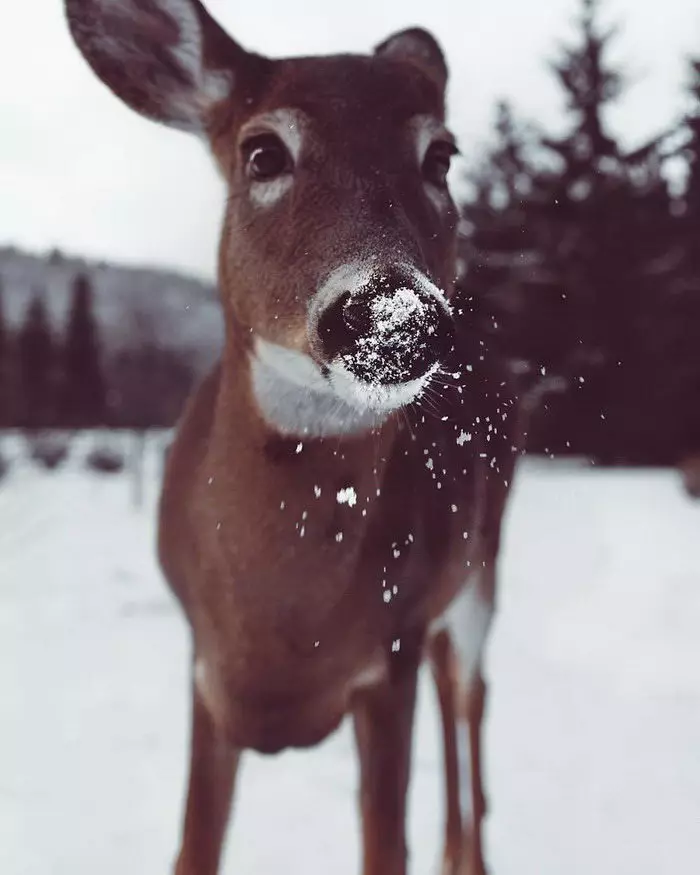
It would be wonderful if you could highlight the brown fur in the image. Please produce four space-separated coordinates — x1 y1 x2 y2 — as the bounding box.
65 3 532 873
680 453 700 499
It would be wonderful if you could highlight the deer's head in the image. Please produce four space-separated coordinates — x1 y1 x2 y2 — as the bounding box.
66 0 460 434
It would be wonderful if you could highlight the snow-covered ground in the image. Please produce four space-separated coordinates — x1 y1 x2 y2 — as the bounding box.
2 433 699 875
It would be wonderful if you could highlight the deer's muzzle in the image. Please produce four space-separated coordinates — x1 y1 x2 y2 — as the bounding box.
311 266 454 411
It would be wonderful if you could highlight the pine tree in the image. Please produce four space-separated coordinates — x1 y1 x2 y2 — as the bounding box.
682 57 700 279
530 0 675 460
0 281 5 361
461 102 541 278
18 293 55 430
673 56 700 456
543 0 623 195
0 281 6 474
536 0 671 308
460 0 679 461
0 280 7 428
62 272 106 427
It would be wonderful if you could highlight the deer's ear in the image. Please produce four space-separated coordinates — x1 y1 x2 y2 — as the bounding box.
64 0 270 133
374 27 448 94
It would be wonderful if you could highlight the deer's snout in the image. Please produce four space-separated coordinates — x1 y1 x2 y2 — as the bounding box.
310 265 454 413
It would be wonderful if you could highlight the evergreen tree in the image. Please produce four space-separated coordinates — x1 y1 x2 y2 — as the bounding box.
460 0 679 461
62 272 106 427
0 280 7 428
534 0 676 461
18 293 55 430
461 102 541 282
672 56 700 457
0 281 5 362
681 57 700 280
458 103 584 438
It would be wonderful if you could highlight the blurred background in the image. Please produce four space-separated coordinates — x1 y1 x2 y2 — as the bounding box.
1 2 700 874
0 0 699 469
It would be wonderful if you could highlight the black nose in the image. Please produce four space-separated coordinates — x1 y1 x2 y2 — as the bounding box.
316 272 454 384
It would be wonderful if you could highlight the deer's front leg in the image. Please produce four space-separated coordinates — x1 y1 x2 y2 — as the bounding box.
174 670 241 875
430 635 491 875
430 576 494 875
429 629 464 875
352 641 421 875
463 671 489 875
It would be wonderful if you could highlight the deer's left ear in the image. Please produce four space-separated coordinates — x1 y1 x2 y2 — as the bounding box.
374 27 448 95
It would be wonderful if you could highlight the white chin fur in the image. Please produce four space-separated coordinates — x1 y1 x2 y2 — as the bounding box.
250 338 436 437
327 360 439 414
250 338 385 437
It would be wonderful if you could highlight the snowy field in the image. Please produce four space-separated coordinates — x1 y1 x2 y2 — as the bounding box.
2 432 700 875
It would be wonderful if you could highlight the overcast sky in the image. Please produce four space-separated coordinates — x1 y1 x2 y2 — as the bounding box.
1 0 698 280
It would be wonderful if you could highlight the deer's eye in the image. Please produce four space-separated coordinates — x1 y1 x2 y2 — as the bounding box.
422 141 457 189
242 134 291 181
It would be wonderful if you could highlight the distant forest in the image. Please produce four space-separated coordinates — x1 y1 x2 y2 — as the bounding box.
458 0 700 464
0 0 698 465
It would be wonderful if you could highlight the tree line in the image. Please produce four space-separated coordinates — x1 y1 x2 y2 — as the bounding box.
0 274 105 429
459 0 700 464
1 0 698 465
0 272 197 430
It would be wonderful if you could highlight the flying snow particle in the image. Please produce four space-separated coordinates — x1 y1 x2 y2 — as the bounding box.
336 486 357 507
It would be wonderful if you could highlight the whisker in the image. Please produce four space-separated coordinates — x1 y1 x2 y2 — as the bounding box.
400 406 416 441
417 391 443 420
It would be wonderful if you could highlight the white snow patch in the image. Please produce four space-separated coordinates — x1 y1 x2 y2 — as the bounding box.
2 438 699 875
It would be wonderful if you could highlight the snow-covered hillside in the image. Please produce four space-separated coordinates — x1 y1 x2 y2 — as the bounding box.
0 247 223 376
2 434 699 875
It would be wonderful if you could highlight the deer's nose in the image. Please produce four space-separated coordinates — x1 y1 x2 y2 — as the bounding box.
315 291 365 356
314 272 454 385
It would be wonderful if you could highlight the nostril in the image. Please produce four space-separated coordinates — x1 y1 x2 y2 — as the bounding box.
341 295 371 337
316 291 354 360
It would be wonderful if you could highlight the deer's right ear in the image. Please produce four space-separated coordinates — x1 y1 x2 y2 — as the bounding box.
374 27 448 96
64 0 270 133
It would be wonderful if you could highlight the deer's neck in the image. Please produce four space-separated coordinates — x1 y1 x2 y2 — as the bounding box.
201 340 401 515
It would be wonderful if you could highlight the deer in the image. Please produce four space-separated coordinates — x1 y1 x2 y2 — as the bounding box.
64 2 538 873
679 452 700 499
